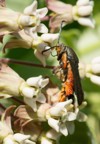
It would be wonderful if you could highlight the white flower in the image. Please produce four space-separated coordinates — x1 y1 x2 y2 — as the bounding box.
48 100 73 117
3 133 35 144
24 92 46 112
13 133 35 144
26 75 49 88
17 31 59 66
0 0 48 36
85 57 100 85
25 24 48 39
4 30 59 67
24 0 48 19
91 57 100 74
20 76 49 112
73 0 94 28
46 96 87 136
79 62 86 79
23 0 48 37
46 100 76 136
37 103 51 121
34 33 59 66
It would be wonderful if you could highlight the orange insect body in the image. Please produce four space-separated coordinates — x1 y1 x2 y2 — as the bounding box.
55 46 74 102
59 62 74 102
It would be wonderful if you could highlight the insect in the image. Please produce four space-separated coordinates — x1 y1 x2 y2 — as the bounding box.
42 21 84 105
43 44 84 105
54 44 84 105
52 44 84 105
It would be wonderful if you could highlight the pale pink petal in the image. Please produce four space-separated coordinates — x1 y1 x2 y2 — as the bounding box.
48 118 59 132
77 112 87 122
36 8 48 18
13 133 30 142
38 78 49 88
47 0 72 14
37 23 48 33
90 75 100 85
34 50 46 67
24 27 38 39
26 75 42 87
60 123 68 136
37 92 46 103
66 122 75 134
78 17 95 28
41 33 59 45
24 0 37 15
24 97 37 112
49 14 70 28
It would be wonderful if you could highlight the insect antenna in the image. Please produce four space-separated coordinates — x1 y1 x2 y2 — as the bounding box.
42 21 65 55
57 21 65 45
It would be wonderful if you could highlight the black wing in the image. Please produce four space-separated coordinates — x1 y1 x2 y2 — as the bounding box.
66 46 84 105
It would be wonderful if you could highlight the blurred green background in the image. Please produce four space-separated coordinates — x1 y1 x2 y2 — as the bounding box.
0 0 100 143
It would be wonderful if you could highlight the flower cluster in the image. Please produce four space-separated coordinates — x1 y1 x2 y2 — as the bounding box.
1 0 94 67
73 0 94 28
0 62 87 144
46 0 94 30
0 0 48 36
0 0 59 66
0 0 96 144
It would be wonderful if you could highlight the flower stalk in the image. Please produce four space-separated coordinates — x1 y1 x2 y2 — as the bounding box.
0 58 54 69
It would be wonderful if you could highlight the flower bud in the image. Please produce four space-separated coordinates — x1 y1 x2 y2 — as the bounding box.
77 0 91 6
90 75 100 85
21 87 36 98
73 0 94 28
0 63 25 98
91 57 100 74
78 5 93 16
